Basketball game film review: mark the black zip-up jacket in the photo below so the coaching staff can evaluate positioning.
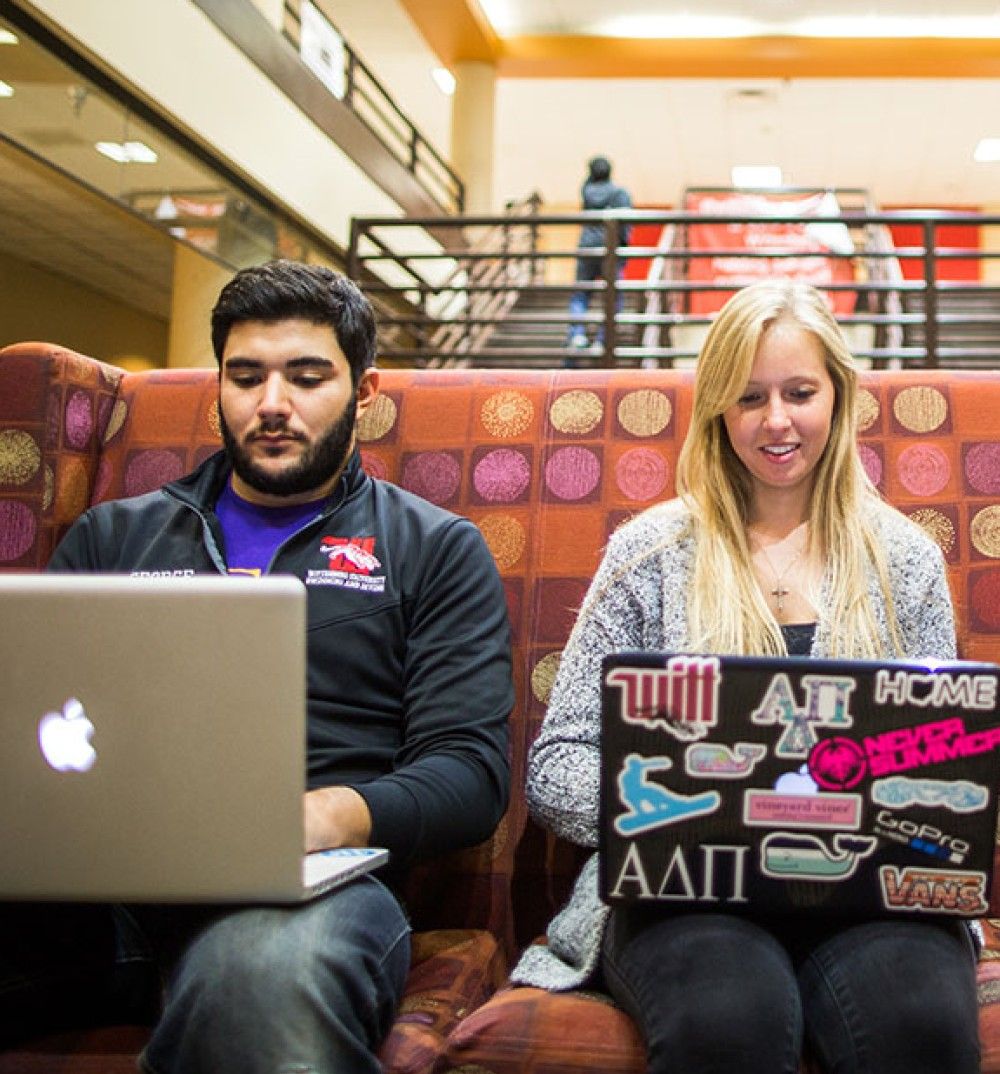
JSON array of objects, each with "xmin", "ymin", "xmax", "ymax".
[{"xmin": 48, "ymin": 450, "xmax": 513, "ymax": 874}]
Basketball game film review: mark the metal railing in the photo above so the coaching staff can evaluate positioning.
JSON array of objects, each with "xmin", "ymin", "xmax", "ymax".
[
  {"xmin": 282, "ymin": 0, "xmax": 464, "ymax": 214},
  {"xmin": 348, "ymin": 205, "xmax": 1000, "ymax": 368}
]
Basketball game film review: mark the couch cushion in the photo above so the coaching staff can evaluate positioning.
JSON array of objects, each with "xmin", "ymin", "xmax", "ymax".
[
  {"xmin": 92, "ymin": 367, "xmax": 222, "ymax": 505},
  {"xmin": 379, "ymin": 929, "xmax": 506, "ymax": 1073},
  {"xmin": 0, "ymin": 1026, "xmax": 149, "ymax": 1074},
  {"xmin": 976, "ymin": 920, "xmax": 1000, "ymax": 1073},
  {"xmin": 443, "ymin": 985, "xmax": 645, "ymax": 1073}
]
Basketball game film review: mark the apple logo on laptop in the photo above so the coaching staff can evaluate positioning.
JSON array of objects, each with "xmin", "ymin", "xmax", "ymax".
[{"xmin": 38, "ymin": 697, "xmax": 97, "ymax": 772}]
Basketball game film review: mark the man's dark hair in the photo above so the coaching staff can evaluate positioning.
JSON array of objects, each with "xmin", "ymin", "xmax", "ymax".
[
  {"xmin": 211, "ymin": 260, "xmax": 377, "ymax": 383},
  {"xmin": 588, "ymin": 155, "xmax": 612, "ymax": 182}
]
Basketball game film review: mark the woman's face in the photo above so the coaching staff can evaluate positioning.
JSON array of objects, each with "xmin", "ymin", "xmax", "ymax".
[{"xmin": 722, "ymin": 319, "xmax": 836, "ymax": 515}]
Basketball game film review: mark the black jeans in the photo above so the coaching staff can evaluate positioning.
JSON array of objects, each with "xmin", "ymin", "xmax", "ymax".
[
  {"xmin": 0, "ymin": 902, "xmax": 157, "ymax": 1044},
  {"xmin": 602, "ymin": 908, "xmax": 980, "ymax": 1074}
]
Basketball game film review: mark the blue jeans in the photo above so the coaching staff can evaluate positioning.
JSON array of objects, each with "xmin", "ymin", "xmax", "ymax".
[
  {"xmin": 568, "ymin": 255, "xmax": 624, "ymax": 344},
  {"xmin": 602, "ymin": 909, "xmax": 980, "ymax": 1074},
  {"xmin": 0, "ymin": 877, "xmax": 410, "ymax": 1074}
]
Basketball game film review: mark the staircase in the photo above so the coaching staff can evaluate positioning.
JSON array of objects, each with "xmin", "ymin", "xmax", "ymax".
[
  {"xmin": 353, "ymin": 201, "xmax": 1000, "ymax": 370},
  {"xmin": 902, "ymin": 287, "xmax": 1000, "ymax": 366},
  {"xmin": 482, "ymin": 283, "xmax": 644, "ymax": 359}
]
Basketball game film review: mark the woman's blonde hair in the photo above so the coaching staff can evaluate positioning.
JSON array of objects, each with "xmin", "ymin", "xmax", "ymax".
[{"xmin": 675, "ymin": 278, "xmax": 903, "ymax": 657}]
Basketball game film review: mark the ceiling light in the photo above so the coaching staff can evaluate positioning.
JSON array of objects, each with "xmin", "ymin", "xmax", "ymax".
[
  {"xmin": 95, "ymin": 140, "xmax": 159, "ymax": 164},
  {"xmin": 0, "ymin": 80, "xmax": 12, "ymax": 98},
  {"xmin": 431, "ymin": 66, "xmax": 456, "ymax": 96},
  {"xmin": 732, "ymin": 165, "xmax": 783, "ymax": 188},
  {"xmin": 589, "ymin": 13, "xmax": 1000, "ymax": 39},
  {"xmin": 0, "ymin": 30, "xmax": 18, "ymax": 45},
  {"xmin": 975, "ymin": 138, "xmax": 1000, "ymax": 163},
  {"xmin": 476, "ymin": 0, "xmax": 516, "ymax": 35},
  {"xmin": 598, "ymin": 15, "xmax": 759, "ymax": 38}
]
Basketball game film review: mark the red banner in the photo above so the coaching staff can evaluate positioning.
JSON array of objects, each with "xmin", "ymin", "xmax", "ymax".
[{"xmin": 684, "ymin": 191, "xmax": 857, "ymax": 315}]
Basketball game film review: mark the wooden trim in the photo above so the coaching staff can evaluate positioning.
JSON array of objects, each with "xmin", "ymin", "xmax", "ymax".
[
  {"xmin": 396, "ymin": 0, "xmax": 1000, "ymax": 79},
  {"xmin": 397, "ymin": 0, "xmax": 500, "ymax": 64},
  {"xmin": 493, "ymin": 34, "xmax": 1000, "ymax": 78}
]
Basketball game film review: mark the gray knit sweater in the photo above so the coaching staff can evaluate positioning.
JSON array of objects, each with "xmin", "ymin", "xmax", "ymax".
[{"xmin": 510, "ymin": 497, "xmax": 957, "ymax": 991}]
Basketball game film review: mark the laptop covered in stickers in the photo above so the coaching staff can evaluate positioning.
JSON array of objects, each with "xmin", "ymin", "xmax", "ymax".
[{"xmin": 599, "ymin": 653, "xmax": 1000, "ymax": 918}]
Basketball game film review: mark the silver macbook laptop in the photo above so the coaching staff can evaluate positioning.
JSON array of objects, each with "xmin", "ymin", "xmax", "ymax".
[{"xmin": 0, "ymin": 574, "xmax": 387, "ymax": 903}]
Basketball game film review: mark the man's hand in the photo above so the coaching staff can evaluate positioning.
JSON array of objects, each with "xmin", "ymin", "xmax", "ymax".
[{"xmin": 303, "ymin": 786, "xmax": 373, "ymax": 853}]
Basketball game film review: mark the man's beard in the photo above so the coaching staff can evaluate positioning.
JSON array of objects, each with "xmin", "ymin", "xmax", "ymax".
[{"xmin": 220, "ymin": 398, "xmax": 357, "ymax": 499}]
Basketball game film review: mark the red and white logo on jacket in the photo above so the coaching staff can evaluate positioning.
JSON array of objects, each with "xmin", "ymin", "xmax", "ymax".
[
  {"xmin": 307, "ymin": 536, "xmax": 386, "ymax": 592},
  {"xmin": 320, "ymin": 536, "xmax": 381, "ymax": 575}
]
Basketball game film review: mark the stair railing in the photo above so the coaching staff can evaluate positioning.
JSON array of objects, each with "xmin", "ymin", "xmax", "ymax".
[
  {"xmin": 424, "ymin": 194, "xmax": 542, "ymax": 366},
  {"xmin": 639, "ymin": 222, "xmax": 679, "ymax": 358},
  {"xmin": 349, "ymin": 205, "xmax": 1000, "ymax": 369}
]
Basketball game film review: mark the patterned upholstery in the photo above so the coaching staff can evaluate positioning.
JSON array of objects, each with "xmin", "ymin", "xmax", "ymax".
[
  {"xmin": 0, "ymin": 343, "xmax": 123, "ymax": 571},
  {"xmin": 2, "ymin": 341, "xmax": 1000, "ymax": 1073}
]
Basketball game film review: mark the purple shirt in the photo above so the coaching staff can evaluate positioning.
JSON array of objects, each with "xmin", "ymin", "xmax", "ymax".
[{"xmin": 216, "ymin": 479, "xmax": 325, "ymax": 575}]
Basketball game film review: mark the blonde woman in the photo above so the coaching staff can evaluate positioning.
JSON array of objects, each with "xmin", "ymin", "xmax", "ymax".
[{"xmin": 512, "ymin": 280, "xmax": 979, "ymax": 1073}]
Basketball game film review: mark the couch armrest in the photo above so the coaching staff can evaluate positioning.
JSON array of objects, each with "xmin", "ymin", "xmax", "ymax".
[{"xmin": 0, "ymin": 342, "xmax": 124, "ymax": 570}]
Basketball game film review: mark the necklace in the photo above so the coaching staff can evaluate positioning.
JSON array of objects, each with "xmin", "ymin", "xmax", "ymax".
[{"xmin": 750, "ymin": 529, "xmax": 807, "ymax": 615}]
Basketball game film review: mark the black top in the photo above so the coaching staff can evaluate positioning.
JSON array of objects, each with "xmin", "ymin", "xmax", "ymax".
[{"xmin": 781, "ymin": 621, "xmax": 817, "ymax": 656}]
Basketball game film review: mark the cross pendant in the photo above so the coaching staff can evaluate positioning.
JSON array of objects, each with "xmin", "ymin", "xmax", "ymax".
[{"xmin": 772, "ymin": 585, "xmax": 789, "ymax": 612}]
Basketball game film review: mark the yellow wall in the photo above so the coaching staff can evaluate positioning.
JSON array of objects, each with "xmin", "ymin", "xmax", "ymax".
[
  {"xmin": 537, "ymin": 201, "xmax": 578, "ymax": 284},
  {"xmin": 0, "ymin": 252, "xmax": 168, "ymax": 366},
  {"xmin": 451, "ymin": 60, "xmax": 496, "ymax": 214},
  {"xmin": 167, "ymin": 245, "xmax": 233, "ymax": 369},
  {"xmin": 982, "ymin": 205, "xmax": 1000, "ymax": 285}
]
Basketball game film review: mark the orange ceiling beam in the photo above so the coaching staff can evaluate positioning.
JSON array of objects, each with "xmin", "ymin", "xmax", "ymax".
[
  {"xmin": 398, "ymin": 1, "xmax": 1000, "ymax": 79},
  {"xmin": 495, "ymin": 35, "xmax": 1000, "ymax": 78},
  {"xmin": 397, "ymin": 0, "xmax": 500, "ymax": 64}
]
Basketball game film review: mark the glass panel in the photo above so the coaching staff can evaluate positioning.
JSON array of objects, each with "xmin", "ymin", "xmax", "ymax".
[{"xmin": 0, "ymin": 14, "xmax": 337, "ymax": 271}]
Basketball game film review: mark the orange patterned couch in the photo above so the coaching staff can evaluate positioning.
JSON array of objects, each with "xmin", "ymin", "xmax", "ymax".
[{"xmin": 2, "ymin": 339, "xmax": 1000, "ymax": 1073}]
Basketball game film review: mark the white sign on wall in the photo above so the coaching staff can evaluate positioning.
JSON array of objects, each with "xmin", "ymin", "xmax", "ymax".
[{"xmin": 299, "ymin": 0, "xmax": 346, "ymax": 100}]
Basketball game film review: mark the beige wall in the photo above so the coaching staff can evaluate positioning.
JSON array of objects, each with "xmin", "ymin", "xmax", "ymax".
[
  {"xmin": 0, "ymin": 253, "xmax": 168, "ymax": 366},
  {"xmin": 331, "ymin": 0, "xmax": 454, "ymax": 159},
  {"xmin": 247, "ymin": 0, "xmax": 283, "ymax": 29}
]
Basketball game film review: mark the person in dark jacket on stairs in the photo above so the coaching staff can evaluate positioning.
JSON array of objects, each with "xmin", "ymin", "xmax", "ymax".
[{"xmin": 567, "ymin": 155, "xmax": 633, "ymax": 359}]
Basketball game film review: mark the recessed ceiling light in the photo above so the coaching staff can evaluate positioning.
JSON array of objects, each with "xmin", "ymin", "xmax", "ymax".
[
  {"xmin": 476, "ymin": 0, "xmax": 515, "ymax": 35},
  {"xmin": 95, "ymin": 140, "xmax": 159, "ymax": 164},
  {"xmin": 974, "ymin": 138, "xmax": 1000, "ymax": 163},
  {"xmin": 0, "ymin": 80, "xmax": 13, "ymax": 98},
  {"xmin": 0, "ymin": 30, "xmax": 18, "ymax": 45},
  {"xmin": 732, "ymin": 164, "xmax": 783, "ymax": 188},
  {"xmin": 586, "ymin": 13, "xmax": 1000, "ymax": 39},
  {"xmin": 598, "ymin": 14, "xmax": 758, "ymax": 38},
  {"xmin": 431, "ymin": 66, "xmax": 456, "ymax": 96}
]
